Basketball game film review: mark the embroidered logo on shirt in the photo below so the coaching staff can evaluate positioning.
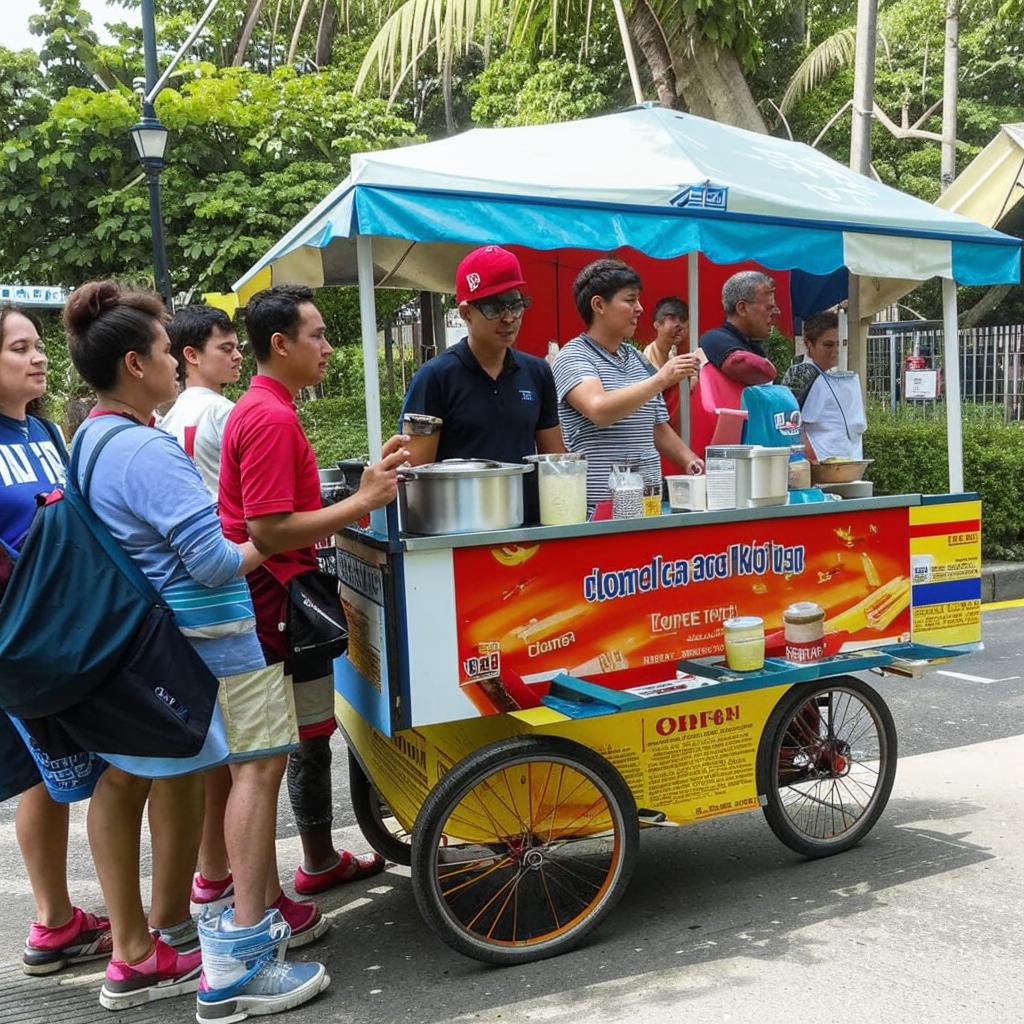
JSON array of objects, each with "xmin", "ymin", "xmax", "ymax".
[
  {"xmin": 519, "ymin": 389, "xmax": 535, "ymax": 401},
  {"xmin": 467, "ymin": 272, "xmax": 482, "ymax": 292}
]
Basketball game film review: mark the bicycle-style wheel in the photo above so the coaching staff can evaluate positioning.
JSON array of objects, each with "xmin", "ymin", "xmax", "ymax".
[
  {"xmin": 348, "ymin": 751, "xmax": 413, "ymax": 866},
  {"xmin": 757, "ymin": 675, "xmax": 897, "ymax": 858},
  {"xmin": 411, "ymin": 736, "xmax": 638, "ymax": 965}
]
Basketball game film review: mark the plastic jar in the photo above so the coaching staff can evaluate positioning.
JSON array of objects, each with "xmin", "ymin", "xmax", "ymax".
[
  {"xmin": 723, "ymin": 616, "xmax": 765, "ymax": 672},
  {"xmin": 609, "ymin": 461, "xmax": 644, "ymax": 519},
  {"xmin": 784, "ymin": 601, "xmax": 827, "ymax": 663}
]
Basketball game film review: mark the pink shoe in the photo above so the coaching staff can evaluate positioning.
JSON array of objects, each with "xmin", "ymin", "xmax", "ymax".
[
  {"xmin": 23, "ymin": 907, "xmax": 112, "ymax": 976},
  {"xmin": 269, "ymin": 892, "xmax": 330, "ymax": 949},
  {"xmin": 294, "ymin": 850, "xmax": 385, "ymax": 896},
  {"xmin": 190, "ymin": 872, "xmax": 234, "ymax": 916},
  {"xmin": 99, "ymin": 937, "xmax": 202, "ymax": 1010}
]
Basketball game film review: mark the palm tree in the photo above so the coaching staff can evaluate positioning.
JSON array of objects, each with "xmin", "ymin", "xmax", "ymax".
[{"xmin": 353, "ymin": 0, "xmax": 768, "ymax": 132}]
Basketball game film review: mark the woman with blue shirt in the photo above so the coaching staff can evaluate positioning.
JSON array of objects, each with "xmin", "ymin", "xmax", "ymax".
[
  {"xmin": 56, "ymin": 281, "xmax": 328, "ymax": 1018},
  {"xmin": 0, "ymin": 304, "xmax": 112, "ymax": 976},
  {"xmin": 553, "ymin": 259, "xmax": 704, "ymax": 510}
]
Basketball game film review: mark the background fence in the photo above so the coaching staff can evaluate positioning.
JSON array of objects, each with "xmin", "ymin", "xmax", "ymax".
[{"xmin": 867, "ymin": 322, "xmax": 1024, "ymax": 421}]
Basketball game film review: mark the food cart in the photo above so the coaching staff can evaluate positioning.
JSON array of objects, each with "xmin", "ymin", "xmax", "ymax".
[{"xmin": 231, "ymin": 106, "xmax": 1021, "ymax": 964}]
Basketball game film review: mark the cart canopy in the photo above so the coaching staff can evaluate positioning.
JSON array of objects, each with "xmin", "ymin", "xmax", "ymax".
[{"xmin": 232, "ymin": 105, "xmax": 1021, "ymax": 301}]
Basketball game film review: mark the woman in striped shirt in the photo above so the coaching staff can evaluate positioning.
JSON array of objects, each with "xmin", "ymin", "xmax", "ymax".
[{"xmin": 552, "ymin": 259, "xmax": 704, "ymax": 510}]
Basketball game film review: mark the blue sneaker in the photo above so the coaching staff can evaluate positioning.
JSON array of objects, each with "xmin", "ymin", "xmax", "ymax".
[{"xmin": 195, "ymin": 909, "xmax": 329, "ymax": 1023}]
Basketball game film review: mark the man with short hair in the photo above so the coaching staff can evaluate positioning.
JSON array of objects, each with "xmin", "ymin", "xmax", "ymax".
[
  {"xmin": 642, "ymin": 297, "xmax": 700, "ymax": 475},
  {"xmin": 402, "ymin": 245, "xmax": 564, "ymax": 471},
  {"xmin": 157, "ymin": 305, "xmax": 242, "ymax": 498},
  {"xmin": 698, "ymin": 270, "xmax": 779, "ymax": 384},
  {"xmin": 210, "ymin": 286, "xmax": 407, "ymax": 1015}
]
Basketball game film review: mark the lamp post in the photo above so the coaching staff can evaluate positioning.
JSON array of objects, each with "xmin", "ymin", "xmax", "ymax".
[
  {"xmin": 132, "ymin": 0, "xmax": 172, "ymax": 310},
  {"xmin": 129, "ymin": 111, "xmax": 172, "ymax": 309}
]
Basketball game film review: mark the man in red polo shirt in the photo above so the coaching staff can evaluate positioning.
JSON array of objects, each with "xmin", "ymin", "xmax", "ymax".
[{"xmin": 218, "ymin": 284, "xmax": 408, "ymax": 932}]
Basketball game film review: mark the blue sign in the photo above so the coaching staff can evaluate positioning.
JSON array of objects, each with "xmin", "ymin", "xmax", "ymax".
[
  {"xmin": 669, "ymin": 184, "xmax": 729, "ymax": 211},
  {"xmin": 0, "ymin": 284, "xmax": 69, "ymax": 308}
]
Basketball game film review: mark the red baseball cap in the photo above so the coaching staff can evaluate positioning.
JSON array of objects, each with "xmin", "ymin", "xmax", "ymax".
[{"xmin": 455, "ymin": 246, "xmax": 528, "ymax": 304}]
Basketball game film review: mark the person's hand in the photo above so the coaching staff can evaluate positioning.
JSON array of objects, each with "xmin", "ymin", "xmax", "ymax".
[
  {"xmin": 684, "ymin": 454, "xmax": 705, "ymax": 476},
  {"xmin": 356, "ymin": 434, "xmax": 410, "ymax": 511},
  {"xmin": 656, "ymin": 354, "xmax": 698, "ymax": 387}
]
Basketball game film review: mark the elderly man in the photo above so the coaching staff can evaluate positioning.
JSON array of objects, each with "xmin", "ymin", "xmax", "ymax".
[{"xmin": 698, "ymin": 271, "xmax": 779, "ymax": 385}]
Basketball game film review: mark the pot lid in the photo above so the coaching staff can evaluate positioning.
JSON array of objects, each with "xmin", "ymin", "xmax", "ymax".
[{"xmin": 401, "ymin": 459, "xmax": 533, "ymax": 479}]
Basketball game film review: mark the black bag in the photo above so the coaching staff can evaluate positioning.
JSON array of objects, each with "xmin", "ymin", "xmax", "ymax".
[
  {"xmin": 0, "ymin": 421, "xmax": 219, "ymax": 758},
  {"xmin": 286, "ymin": 569, "xmax": 348, "ymax": 673}
]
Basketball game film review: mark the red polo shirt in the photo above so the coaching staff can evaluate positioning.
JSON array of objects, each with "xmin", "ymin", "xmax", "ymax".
[{"xmin": 219, "ymin": 374, "xmax": 320, "ymax": 661}]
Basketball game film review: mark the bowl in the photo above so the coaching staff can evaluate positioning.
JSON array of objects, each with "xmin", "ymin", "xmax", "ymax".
[{"xmin": 810, "ymin": 458, "xmax": 874, "ymax": 484}]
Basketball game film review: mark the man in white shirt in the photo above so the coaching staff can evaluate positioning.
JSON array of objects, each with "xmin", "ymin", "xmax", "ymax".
[{"xmin": 157, "ymin": 305, "xmax": 242, "ymax": 497}]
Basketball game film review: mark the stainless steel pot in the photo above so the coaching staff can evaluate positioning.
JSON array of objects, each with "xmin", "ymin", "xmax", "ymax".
[{"xmin": 398, "ymin": 459, "xmax": 534, "ymax": 535}]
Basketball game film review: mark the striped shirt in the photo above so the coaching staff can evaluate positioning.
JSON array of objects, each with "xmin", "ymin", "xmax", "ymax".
[{"xmin": 553, "ymin": 334, "xmax": 668, "ymax": 507}]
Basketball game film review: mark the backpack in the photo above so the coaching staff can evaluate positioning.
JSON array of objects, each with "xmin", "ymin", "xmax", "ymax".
[{"xmin": 0, "ymin": 421, "xmax": 220, "ymax": 759}]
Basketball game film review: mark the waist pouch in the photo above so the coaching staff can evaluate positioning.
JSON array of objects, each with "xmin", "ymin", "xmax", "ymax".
[{"xmin": 286, "ymin": 569, "xmax": 348, "ymax": 676}]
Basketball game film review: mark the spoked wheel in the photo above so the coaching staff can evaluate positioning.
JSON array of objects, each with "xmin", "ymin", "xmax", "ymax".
[
  {"xmin": 411, "ymin": 736, "xmax": 638, "ymax": 965},
  {"xmin": 348, "ymin": 752, "xmax": 412, "ymax": 866},
  {"xmin": 757, "ymin": 675, "xmax": 897, "ymax": 858}
]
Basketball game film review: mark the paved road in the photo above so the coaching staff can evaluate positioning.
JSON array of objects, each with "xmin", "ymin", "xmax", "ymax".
[{"xmin": 2, "ymin": 604, "xmax": 1023, "ymax": 1023}]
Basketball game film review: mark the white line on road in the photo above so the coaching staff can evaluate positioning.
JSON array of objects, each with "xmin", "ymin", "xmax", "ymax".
[{"xmin": 935, "ymin": 670, "xmax": 1021, "ymax": 684}]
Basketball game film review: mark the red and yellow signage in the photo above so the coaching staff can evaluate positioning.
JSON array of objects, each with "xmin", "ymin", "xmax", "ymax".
[{"xmin": 453, "ymin": 509, "xmax": 911, "ymax": 713}]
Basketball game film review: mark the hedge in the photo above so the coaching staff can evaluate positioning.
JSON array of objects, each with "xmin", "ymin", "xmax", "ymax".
[
  {"xmin": 864, "ymin": 404, "xmax": 1024, "ymax": 561},
  {"xmin": 299, "ymin": 392, "xmax": 1024, "ymax": 562}
]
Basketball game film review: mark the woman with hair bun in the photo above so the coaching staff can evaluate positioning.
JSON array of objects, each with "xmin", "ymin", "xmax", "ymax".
[
  {"xmin": 0, "ymin": 304, "xmax": 112, "ymax": 976},
  {"xmin": 58, "ymin": 281, "xmax": 327, "ymax": 1016}
]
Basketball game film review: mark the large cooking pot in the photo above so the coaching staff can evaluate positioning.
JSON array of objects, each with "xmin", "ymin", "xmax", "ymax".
[{"xmin": 399, "ymin": 459, "xmax": 534, "ymax": 535}]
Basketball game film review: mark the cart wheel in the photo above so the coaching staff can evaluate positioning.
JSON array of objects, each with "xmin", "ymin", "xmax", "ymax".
[
  {"xmin": 348, "ymin": 751, "xmax": 412, "ymax": 866},
  {"xmin": 411, "ymin": 735, "xmax": 638, "ymax": 965},
  {"xmin": 757, "ymin": 675, "xmax": 897, "ymax": 858}
]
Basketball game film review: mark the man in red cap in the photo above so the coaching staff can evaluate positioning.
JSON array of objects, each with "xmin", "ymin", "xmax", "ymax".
[{"xmin": 402, "ymin": 245, "xmax": 565, "ymax": 475}]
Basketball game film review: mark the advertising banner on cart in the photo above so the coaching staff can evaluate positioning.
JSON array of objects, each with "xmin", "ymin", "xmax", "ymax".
[{"xmin": 453, "ymin": 508, "xmax": 912, "ymax": 714}]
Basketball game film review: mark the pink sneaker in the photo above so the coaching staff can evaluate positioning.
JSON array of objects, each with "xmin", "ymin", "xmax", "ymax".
[
  {"xmin": 23, "ymin": 907, "xmax": 112, "ymax": 976},
  {"xmin": 294, "ymin": 850, "xmax": 385, "ymax": 896},
  {"xmin": 269, "ymin": 892, "xmax": 330, "ymax": 949},
  {"xmin": 190, "ymin": 872, "xmax": 234, "ymax": 917},
  {"xmin": 99, "ymin": 938, "xmax": 202, "ymax": 1010}
]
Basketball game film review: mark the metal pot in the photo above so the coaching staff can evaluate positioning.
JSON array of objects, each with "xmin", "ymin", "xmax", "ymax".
[{"xmin": 398, "ymin": 459, "xmax": 534, "ymax": 535}]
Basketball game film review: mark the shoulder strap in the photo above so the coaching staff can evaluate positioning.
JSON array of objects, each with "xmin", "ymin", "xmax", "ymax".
[
  {"xmin": 69, "ymin": 422, "xmax": 142, "ymax": 502},
  {"xmin": 34, "ymin": 417, "xmax": 69, "ymax": 466}
]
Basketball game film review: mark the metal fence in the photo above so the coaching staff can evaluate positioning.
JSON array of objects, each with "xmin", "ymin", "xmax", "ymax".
[{"xmin": 867, "ymin": 323, "xmax": 1024, "ymax": 421}]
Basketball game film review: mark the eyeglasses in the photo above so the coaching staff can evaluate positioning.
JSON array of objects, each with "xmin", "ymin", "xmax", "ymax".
[{"xmin": 472, "ymin": 296, "xmax": 531, "ymax": 320}]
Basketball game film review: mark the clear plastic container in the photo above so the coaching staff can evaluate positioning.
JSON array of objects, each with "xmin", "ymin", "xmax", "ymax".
[
  {"xmin": 609, "ymin": 461, "xmax": 644, "ymax": 519},
  {"xmin": 525, "ymin": 453, "xmax": 588, "ymax": 526},
  {"xmin": 723, "ymin": 616, "xmax": 765, "ymax": 672}
]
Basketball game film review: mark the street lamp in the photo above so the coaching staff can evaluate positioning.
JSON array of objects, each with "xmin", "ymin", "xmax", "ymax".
[{"xmin": 129, "ymin": 109, "xmax": 173, "ymax": 310}]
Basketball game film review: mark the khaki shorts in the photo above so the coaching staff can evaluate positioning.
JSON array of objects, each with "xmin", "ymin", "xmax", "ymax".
[
  {"xmin": 217, "ymin": 663, "xmax": 298, "ymax": 761},
  {"xmin": 286, "ymin": 654, "xmax": 337, "ymax": 740}
]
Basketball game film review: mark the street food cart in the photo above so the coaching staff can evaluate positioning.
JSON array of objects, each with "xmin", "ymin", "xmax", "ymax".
[{"xmin": 232, "ymin": 106, "xmax": 1021, "ymax": 964}]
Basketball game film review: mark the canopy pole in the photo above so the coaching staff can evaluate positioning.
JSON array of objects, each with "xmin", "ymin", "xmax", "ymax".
[
  {"xmin": 357, "ymin": 235, "xmax": 383, "ymax": 462},
  {"xmin": 610, "ymin": 0, "xmax": 644, "ymax": 105},
  {"xmin": 942, "ymin": 277, "xmax": 964, "ymax": 493},
  {"xmin": 680, "ymin": 252, "xmax": 698, "ymax": 446}
]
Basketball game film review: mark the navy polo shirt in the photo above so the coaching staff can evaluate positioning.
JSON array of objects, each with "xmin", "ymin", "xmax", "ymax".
[
  {"xmin": 401, "ymin": 338, "xmax": 559, "ymax": 463},
  {"xmin": 699, "ymin": 321, "xmax": 767, "ymax": 369}
]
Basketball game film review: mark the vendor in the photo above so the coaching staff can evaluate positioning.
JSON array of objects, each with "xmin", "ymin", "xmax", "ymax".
[
  {"xmin": 642, "ymin": 296, "xmax": 700, "ymax": 476},
  {"xmin": 553, "ymin": 258, "xmax": 703, "ymax": 510},
  {"xmin": 698, "ymin": 271, "xmax": 779, "ymax": 384},
  {"xmin": 782, "ymin": 311, "xmax": 866, "ymax": 460},
  {"xmin": 401, "ymin": 245, "xmax": 565, "ymax": 466}
]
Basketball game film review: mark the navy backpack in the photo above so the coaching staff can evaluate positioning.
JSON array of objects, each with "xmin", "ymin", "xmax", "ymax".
[{"xmin": 0, "ymin": 421, "xmax": 219, "ymax": 758}]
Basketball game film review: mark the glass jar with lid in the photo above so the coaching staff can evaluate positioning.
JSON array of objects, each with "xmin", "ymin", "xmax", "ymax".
[{"xmin": 608, "ymin": 460, "xmax": 644, "ymax": 519}]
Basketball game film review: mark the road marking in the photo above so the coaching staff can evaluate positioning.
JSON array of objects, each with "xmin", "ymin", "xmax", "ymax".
[
  {"xmin": 935, "ymin": 670, "xmax": 1021, "ymax": 684},
  {"xmin": 982, "ymin": 598, "xmax": 1024, "ymax": 611}
]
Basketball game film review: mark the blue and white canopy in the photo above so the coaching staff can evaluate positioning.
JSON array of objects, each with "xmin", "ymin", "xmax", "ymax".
[{"xmin": 233, "ymin": 105, "xmax": 1021, "ymax": 299}]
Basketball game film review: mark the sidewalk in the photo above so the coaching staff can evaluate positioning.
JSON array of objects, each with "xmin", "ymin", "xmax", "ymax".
[{"xmin": 1, "ymin": 733, "xmax": 1022, "ymax": 1024}]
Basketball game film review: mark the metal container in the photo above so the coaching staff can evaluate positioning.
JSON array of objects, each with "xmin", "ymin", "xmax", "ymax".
[
  {"xmin": 705, "ymin": 445, "xmax": 790, "ymax": 508},
  {"xmin": 398, "ymin": 459, "xmax": 534, "ymax": 535}
]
